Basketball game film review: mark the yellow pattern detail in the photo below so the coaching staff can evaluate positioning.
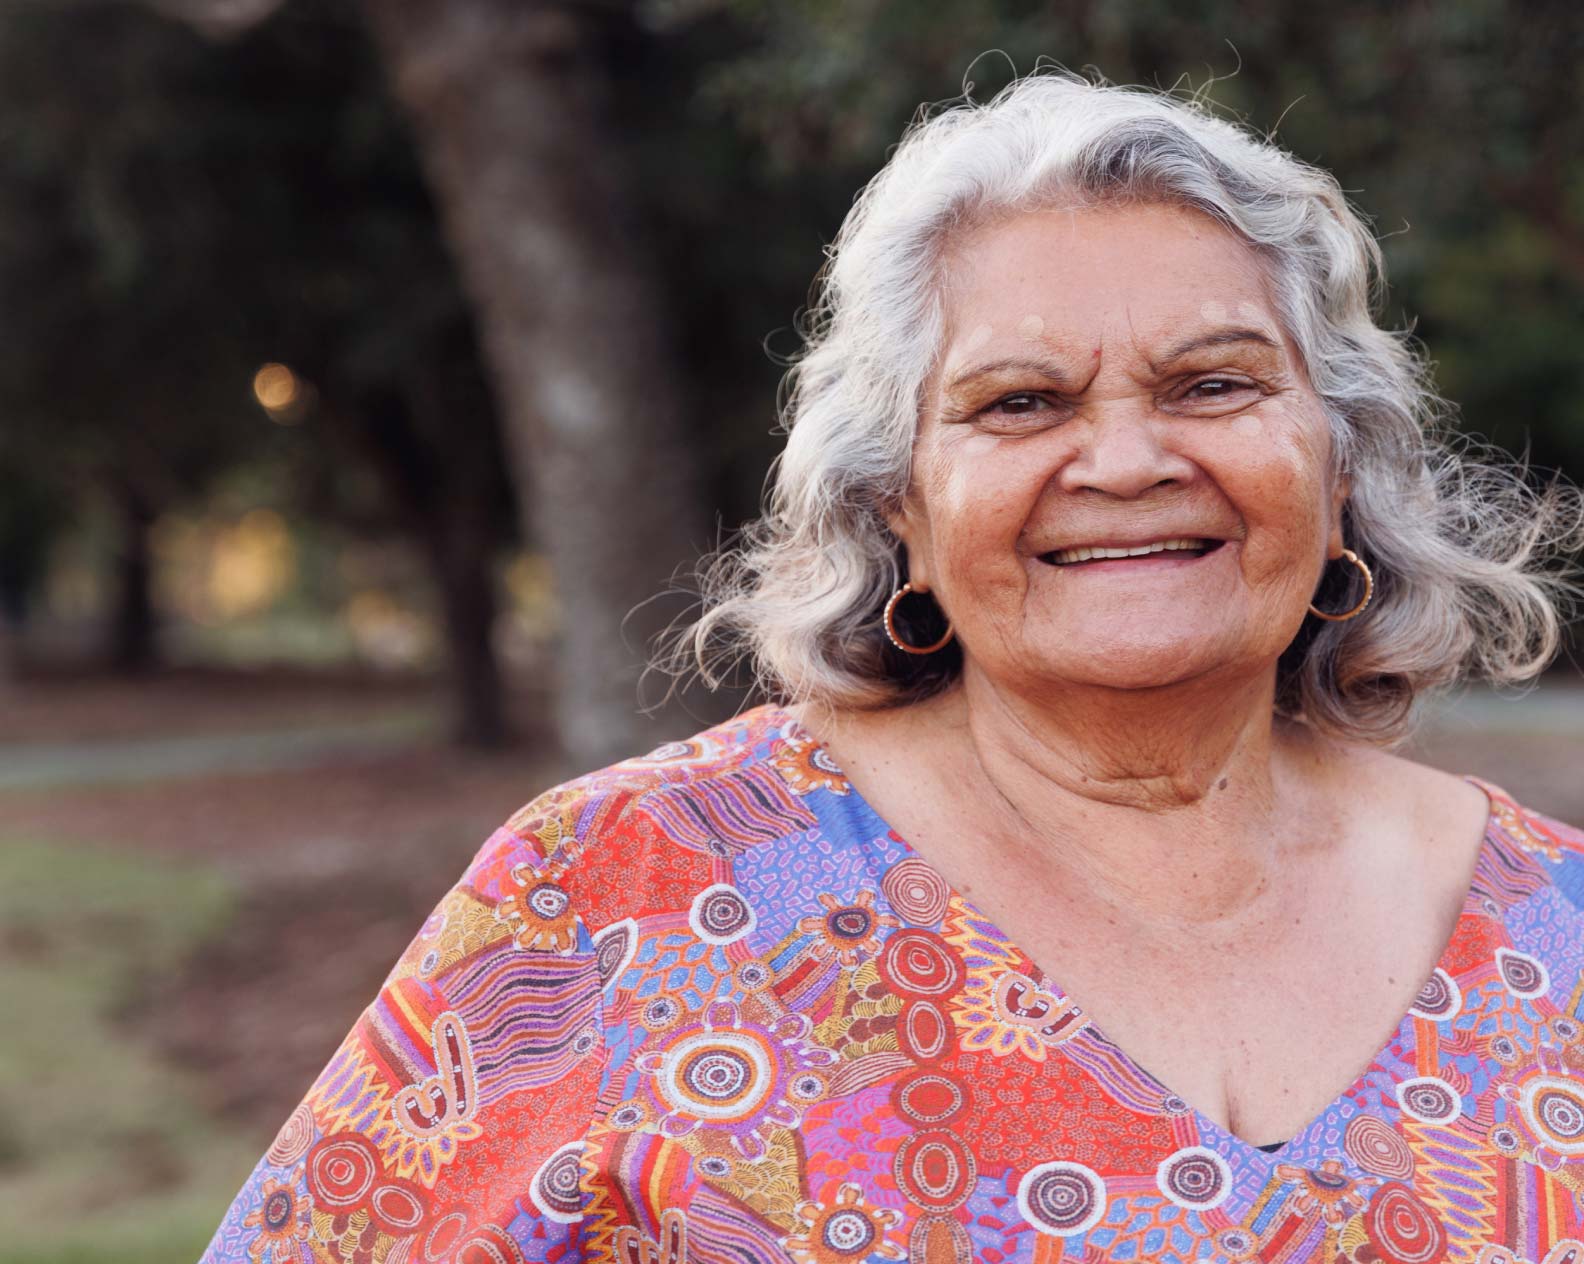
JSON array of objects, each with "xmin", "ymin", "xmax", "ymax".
[
  {"xmin": 304, "ymin": 1032, "xmax": 479, "ymax": 1191},
  {"xmin": 1402, "ymin": 1117, "xmax": 1501, "ymax": 1250}
]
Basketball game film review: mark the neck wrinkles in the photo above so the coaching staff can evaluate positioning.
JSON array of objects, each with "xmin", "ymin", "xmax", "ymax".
[{"xmin": 945, "ymin": 663, "xmax": 1332, "ymax": 927}]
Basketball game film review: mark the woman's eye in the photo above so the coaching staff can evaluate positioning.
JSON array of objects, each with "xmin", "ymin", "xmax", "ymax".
[
  {"xmin": 1184, "ymin": 377, "xmax": 1253, "ymax": 399},
  {"xmin": 983, "ymin": 392, "xmax": 1054, "ymax": 416}
]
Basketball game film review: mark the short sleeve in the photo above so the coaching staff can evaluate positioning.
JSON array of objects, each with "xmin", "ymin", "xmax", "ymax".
[{"xmin": 197, "ymin": 791, "xmax": 605, "ymax": 1264}]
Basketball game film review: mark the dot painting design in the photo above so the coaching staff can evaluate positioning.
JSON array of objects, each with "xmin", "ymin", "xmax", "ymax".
[{"xmin": 200, "ymin": 703, "xmax": 1584, "ymax": 1263}]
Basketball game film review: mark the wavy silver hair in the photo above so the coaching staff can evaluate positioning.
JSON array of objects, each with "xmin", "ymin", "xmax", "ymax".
[{"xmin": 673, "ymin": 68, "xmax": 1584, "ymax": 745}]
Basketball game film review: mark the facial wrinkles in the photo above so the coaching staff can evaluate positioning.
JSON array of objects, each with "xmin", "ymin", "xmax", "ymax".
[
  {"xmin": 917, "ymin": 207, "xmax": 1330, "ymax": 564},
  {"xmin": 886, "ymin": 205, "xmax": 1355, "ymax": 794}
]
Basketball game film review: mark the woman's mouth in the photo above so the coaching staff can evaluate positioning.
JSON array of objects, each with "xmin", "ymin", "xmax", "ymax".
[{"xmin": 1039, "ymin": 538, "xmax": 1225, "ymax": 567}]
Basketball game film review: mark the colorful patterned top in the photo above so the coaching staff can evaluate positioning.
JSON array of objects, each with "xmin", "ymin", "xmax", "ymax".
[{"xmin": 201, "ymin": 702, "xmax": 1584, "ymax": 1264}]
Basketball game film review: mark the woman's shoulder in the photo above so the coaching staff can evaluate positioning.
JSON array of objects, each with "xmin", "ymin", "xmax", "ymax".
[
  {"xmin": 470, "ymin": 702, "xmax": 827, "ymax": 936},
  {"xmin": 1465, "ymin": 771, "xmax": 1584, "ymax": 879},
  {"xmin": 1354, "ymin": 744, "xmax": 1584, "ymax": 906}
]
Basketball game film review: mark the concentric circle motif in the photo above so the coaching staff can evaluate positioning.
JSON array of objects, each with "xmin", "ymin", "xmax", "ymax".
[
  {"xmin": 1496, "ymin": 947, "xmax": 1550, "ymax": 999},
  {"xmin": 419, "ymin": 948, "xmax": 441, "ymax": 976},
  {"xmin": 262, "ymin": 1187, "xmax": 296, "ymax": 1232},
  {"xmin": 735, "ymin": 960, "xmax": 771, "ymax": 991},
  {"xmin": 1344, "ymin": 1114, "xmax": 1415, "ymax": 1180},
  {"xmin": 821, "ymin": 1208, "xmax": 878, "ymax": 1255},
  {"xmin": 369, "ymin": 1177, "xmax": 429, "ymax": 1235},
  {"xmin": 1161, "ymin": 1094, "xmax": 1191, "ymax": 1116},
  {"xmin": 594, "ymin": 919, "xmax": 637, "ymax": 986},
  {"xmin": 306, "ymin": 1134, "xmax": 379, "ymax": 1207},
  {"xmin": 696, "ymin": 1154, "xmax": 734, "ymax": 1179},
  {"xmin": 894, "ymin": 1129, "xmax": 976, "ymax": 1211},
  {"xmin": 608, "ymin": 1101, "xmax": 648, "ymax": 1131},
  {"xmin": 1519, "ymin": 1075, "xmax": 1584, "ymax": 1155},
  {"xmin": 1408, "ymin": 968, "xmax": 1462, "ymax": 1021},
  {"xmin": 1156, "ymin": 1146, "xmax": 1232, "ymax": 1210},
  {"xmin": 529, "ymin": 1141, "xmax": 586, "ymax": 1224},
  {"xmin": 788, "ymin": 1072, "xmax": 826, "ymax": 1103},
  {"xmin": 571, "ymin": 1027, "xmax": 599, "ymax": 1056},
  {"xmin": 1552, "ymin": 1016, "xmax": 1581, "ymax": 1044},
  {"xmin": 266, "ymin": 1102, "xmax": 315, "ymax": 1166},
  {"xmin": 1366, "ymin": 1181, "xmax": 1446, "ymax": 1264},
  {"xmin": 1396, "ymin": 1076, "xmax": 1462, "ymax": 1125},
  {"xmin": 1489, "ymin": 1125, "xmax": 1521, "ymax": 1156},
  {"xmin": 423, "ymin": 1212, "xmax": 467, "ymax": 1262},
  {"xmin": 526, "ymin": 883, "xmax": 571, "ymax": 920},
  {"xmin": 879, "ymin": 929, "xmax": 964, "ymax": 999},
  {"xmin": 641, "ymin": 995, "xmax": 684, "ymax": 1031},
  {"xmin": 1490, "ymin": 1034, "xmax": 1521, "ymax": 1064},
  {"xmin": 1216, "ymin": 1228, "xmax": 1256, "ymax": 1256},
  {"xmin": 689, "ymin": 883, "xmax": 756, "ymax": 945},
  {"xmin": 881, "ymin": 857, "xmax": 951, "ymax": 926},
  {"xmin": 656, "ymin": 1029, "xmax": 775, "ymax": 1122},
  {"xmin": 827, "ymin": 905, "xmax": 874, "ymax": 940},
  {"xmin": 898, "ymin": 999, "xmax": 952, "ymax": 1062},
  {"xmin": 895, "ymin": 1073, "xmax": 966, "ymax": 1125},
  {"xmin": 1017, "ymin": 1160, "xmax": 1107, "ymax": 1238}
]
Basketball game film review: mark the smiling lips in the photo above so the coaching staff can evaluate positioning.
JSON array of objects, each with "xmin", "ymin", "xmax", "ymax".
[{"xmin": 1042, "ymin": 537, "xmax": 1223, "ymax": 566}]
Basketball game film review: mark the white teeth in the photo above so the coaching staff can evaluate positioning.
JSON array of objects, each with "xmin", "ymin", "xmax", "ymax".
[{"xmin": 1049, "ymin": 538, "xmax": 1211, "ymax": 565}]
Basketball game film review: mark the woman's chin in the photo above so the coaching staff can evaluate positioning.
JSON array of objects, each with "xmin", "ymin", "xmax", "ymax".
[{"xmin": 1006, "ymin": 643, "xmax": 1240, "ymax": 694}]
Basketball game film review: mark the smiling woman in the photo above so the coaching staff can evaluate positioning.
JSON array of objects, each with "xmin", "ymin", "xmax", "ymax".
[
  {"xmin": 202, "ymin": 69, "xmax": 1584, "ymax": 1264},
  {"xmin": 887, "ymin": 201, "xmax": 1351, "ymax": 704}
]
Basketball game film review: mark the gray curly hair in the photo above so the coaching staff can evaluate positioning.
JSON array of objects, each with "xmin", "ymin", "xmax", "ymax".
[{"xmin": 674, "ymin": 68, "xmax": 1584, "ymax": 746}]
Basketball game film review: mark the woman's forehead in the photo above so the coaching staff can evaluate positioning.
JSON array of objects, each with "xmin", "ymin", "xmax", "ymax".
[
  {"xmin": 930, "ymin": 207, "xmax": 1292, "ymax": 391},
  {"xmin": 940, "ymin": 204, "xmax": 1278, "ymax": 333}
]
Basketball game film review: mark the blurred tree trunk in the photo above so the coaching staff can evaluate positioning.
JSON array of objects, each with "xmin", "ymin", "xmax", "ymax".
[
  {"xmin": 360, "ymin": 0, "xmax": 706, "ymax": 767},
  {"xmin": 428, "ymin": 502, "xmax": 506, "ymax": 748},
  {"xmin": 107, "ymin": 473, "xmax": 159, "ymax": 674},
  {"xmin": 332, "ymin": 383, "xmax": 510, "ymax": 749}
]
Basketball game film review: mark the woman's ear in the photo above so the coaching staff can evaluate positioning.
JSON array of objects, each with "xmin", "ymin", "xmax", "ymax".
[
  {"xmin": 884, "ymin": 497, "xmax": 933, "ymax": 590},
  {"xmin": 1327, "ymin": 472, "xmax": 1353, "ymax": 557}
]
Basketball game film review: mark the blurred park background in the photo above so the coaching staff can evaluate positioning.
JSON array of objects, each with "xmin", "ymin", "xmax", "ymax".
[{"xmin": 0, "ymin": 1, "xmax": 1581, "ymax": 1260}]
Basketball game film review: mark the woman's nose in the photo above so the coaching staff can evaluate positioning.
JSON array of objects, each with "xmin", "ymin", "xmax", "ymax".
[{"xmin": 1055, "ymin": 406, "xmax": 1198, "ymax": 498}]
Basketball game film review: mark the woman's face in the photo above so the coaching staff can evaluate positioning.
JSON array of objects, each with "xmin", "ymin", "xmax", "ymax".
[{"xmin": 890, "ymin": 201, "xmax": 1349, "ymax": 697}]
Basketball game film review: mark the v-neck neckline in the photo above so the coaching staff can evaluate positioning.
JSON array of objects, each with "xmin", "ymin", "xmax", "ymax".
[{"xmin": 757, "ymin": 701, "xmax": 1506, "ymax": 1161}]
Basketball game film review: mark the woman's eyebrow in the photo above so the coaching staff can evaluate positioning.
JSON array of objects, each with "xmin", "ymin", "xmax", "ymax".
[
  {"xmin": 941, "ymin": 327, "xmax": 1281, "ymax": 396},
  {"xmin": 1150, "ymin": 326, "xmax": 1282, "ymax": 371},
  {"xmin": 941, "ymin": 358, "xmax": 1076, "ymax": 394}
]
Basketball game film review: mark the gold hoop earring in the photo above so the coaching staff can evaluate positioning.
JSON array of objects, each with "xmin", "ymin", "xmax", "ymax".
[
  {"xmin": 1308, "ymin": 548, "xmax": 1374, "ymax": 622},
  {"xmin": 883, "ymin": 582, "xmax": 955, "ymax": 654}
]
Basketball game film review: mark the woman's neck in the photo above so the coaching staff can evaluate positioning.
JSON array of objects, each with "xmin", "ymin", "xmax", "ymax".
[
  {"xmin": 956, "ymin": 661, "xmax": 1287, "ymax": 812},
  {"xmin": 851, "ymin": 668, "xmax": 1350, "ymax": 929}
]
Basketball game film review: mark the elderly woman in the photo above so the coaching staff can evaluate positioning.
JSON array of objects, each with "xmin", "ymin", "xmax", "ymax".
[{"xmin": 204, "ymin": 72, "xmax": 1584, "ymax": 1264}]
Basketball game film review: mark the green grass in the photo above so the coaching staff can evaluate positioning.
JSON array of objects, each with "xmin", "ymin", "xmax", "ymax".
[{"xmin": 0, "ymin": 837, "xmax": 263, "ymax": 1264}]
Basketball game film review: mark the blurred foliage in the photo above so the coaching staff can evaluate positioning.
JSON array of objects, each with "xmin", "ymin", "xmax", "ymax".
[
  {"xmin": 626, "ymin": 0, "xmax": 1584, "ymax": 516},
  {"xmin": 0, "ymin": 0, "xmax": 514, "ymax": 628},
  {"xmin": 0, "ymin": 0, "xmax": 1578, "ymax": 631}
]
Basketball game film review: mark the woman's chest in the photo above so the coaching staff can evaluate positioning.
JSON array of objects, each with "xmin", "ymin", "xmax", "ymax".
[
  {"xmin": 587, "ymin": 928, "xmax": 1584, "ymax": 1264},
  {"xmin": 577, "ymin": 778, "xmax": 1584, "ymax": 1263},
  {"xmin": 985, "ymin": 888, "xmax": 1452, "ymax": 1147}
]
